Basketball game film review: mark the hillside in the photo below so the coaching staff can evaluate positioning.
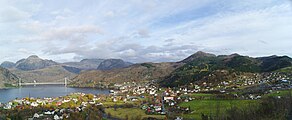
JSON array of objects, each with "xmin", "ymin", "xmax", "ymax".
[
  {"xmin": 15, "ymin": 55, "xmax": 58, "ymax": 71},
  {"xmin": 1, "ymin": 56, "xmax": 135, "ymax": 83},
  {"xmin": 1, "ymin": 56, "xmax": 78, "ymax": 83},
  {"xmin": 0, "ymin": 61, "xmax": 16, "ymax": 69},
  {"xmin": 11, "ymin": 65, "xmax": 76, "ymax": 83},
  {"xmin": 0, "ymin": 67, "xmax": 18, "ymax": 88},
  {"xmin": 160, "ymin": 52, "xmax": 292, "ymax": 87},
  {"xmin": 97, "ymin": 59, "xmax": 133, "ymax": 70},
  {"xmin": 70, "ymin": 62, "xmax": 181, "ymax": 87}
]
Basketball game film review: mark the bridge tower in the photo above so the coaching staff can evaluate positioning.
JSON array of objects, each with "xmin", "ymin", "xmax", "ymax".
[
  {"xmin": 19, "ymin": 78, "xmax": 21, "ymax": 87},
  {"xmin": 65, "ymin": 77, "xmax": 67, "ymax": 87}
]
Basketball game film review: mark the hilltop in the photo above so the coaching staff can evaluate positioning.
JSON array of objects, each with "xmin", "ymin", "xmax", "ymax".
[{"xmin": 160, "ymin": 52, "xmax": 292, "ymax": 87}]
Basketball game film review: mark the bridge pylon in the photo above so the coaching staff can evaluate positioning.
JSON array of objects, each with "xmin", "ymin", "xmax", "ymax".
[{"xmin": 65, "ymin": 77, "xmax": 67, "ymax": 87}]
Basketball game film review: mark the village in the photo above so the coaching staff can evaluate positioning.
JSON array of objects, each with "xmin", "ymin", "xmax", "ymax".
[{"xmin": 0, "ymin": 72, "xmax": 291, "ymax": 120}]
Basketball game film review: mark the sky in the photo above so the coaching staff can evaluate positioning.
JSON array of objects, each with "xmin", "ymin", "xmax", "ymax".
[{"xmin": 0, "ymin": 0, "xmax": 292, "ymax": 63}]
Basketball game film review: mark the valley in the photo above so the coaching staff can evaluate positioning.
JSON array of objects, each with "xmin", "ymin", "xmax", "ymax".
[{"xmin": 0, "ymin": 51, "xmax": 291, "ymax": 119}]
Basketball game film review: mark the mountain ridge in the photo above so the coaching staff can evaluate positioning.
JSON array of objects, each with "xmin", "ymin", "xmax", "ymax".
[
  {"xmin": 160, "ymin": 52, "xmax": 292, "ymax": 87},
  {"xmin": 68, "ymin": 51, "xmax": 291, "ymax": 88}
]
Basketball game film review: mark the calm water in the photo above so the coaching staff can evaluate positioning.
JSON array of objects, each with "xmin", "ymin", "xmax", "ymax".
[{"xmin": 0, "ymin": 85, "xmax": 109, "ymax": 103}]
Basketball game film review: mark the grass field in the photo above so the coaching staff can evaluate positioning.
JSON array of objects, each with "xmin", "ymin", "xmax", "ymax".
[
  {"xmin": 105, "ymin": 108, "xmax": 166, "ymax": 120},
  {"xmin": 179, "ymin": 99, "xmax": 258, "ymax": 119},
  {"xmin": 188, "ymin": 93, "xmax": 214, "ymax": 97},
  {"xmin": 263, "ymin": 89, "xmax": 292, "ymax": 97}
]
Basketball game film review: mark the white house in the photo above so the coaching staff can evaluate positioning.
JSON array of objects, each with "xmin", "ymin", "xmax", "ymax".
[
  {"xmin": 31, "ymin": 102, "xmax": 39, "ymax": 107},
  {"xmin": 54, "ymin": 114, "xmax": 60, "ymax": 120},
  {"xmin": 33, "ymin": 113, "xmax": 40, "ymax": 118}
]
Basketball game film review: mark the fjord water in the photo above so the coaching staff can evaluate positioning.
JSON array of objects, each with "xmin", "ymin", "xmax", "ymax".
[{"xmin": 0, "ymin": 85, "xmax": 109, "ymax": 103}]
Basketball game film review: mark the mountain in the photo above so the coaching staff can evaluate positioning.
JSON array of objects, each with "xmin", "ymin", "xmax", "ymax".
[
  {"xmin": 0, "ymin": 61, "xmax": 16, "ymax": 69},
  {"xmin": 15, "ymin": 55, "xmax": 58, "ymax": 71},
  {"xmin": 258, "ymin": 55, "xmax": 292, "ymax": 72},
  {"xmin": 97, "ymin": 59, "xmax": 133, "ymax": 70},
  {"xmin": 70, "ymin": 62, "xmax": 181, "ymax": 87},
  {"xmin": 0, "ymin": 67, "xmax": 18, "ymax": 88},
  {"xmin": 1, "ymin": 56, "xmax": 134, "ymax": 83},
  {"xmin": 63, "ymin": 59, "xmax": 104, "ymax": 70},
  {"xmin": 160, "ymin": 53, "xmax": 292, "ymax": 87},
  {"xmin": 12, "ymin": 65, "xmax": 76, "ymax": 83},
  {"xmin": 179, "ymin": 51, "xmax": 216, "ymax": 63},
  {"xmin": 3, "ymin": 55, "xmax": 77, "ymax": 83}
]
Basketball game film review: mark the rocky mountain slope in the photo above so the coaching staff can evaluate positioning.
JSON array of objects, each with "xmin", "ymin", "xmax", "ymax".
[
  {"xmin": 11, "ymin": 65, "xmax": 76, "ymax": 83},
  {"xmin": 1, "ymin": 56, "xmax": 77, "ymax": 83},
  {"xmin": 15, "ymin": 55, "xmax": 58, "ymax": 71},
  {"xmin": 63, "ymin": 59, "xmax": 104, "ymax": 70},
  {"xmin": 97, "ymin": 59, "xmax": 133, "ymax": 70},
  {"xmin": 0, "ymin": 67, "xmax": 18, "ymax": 88},
  {"xmin": 1, "ymin": 56, "xmax": 134, "ymax": 83},
  {"xmin": 0, "ymin": 61, "xmax": 16, "ymax": 69}
]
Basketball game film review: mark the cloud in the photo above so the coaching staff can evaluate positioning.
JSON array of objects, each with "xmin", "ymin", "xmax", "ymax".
[
  {"xmin": 137, "ymin": 29, "xmax": 150, "ymax": 38},
  {"xmin": 0, "ymin": 0, "xmax": 291, "ymax": 63},
  {"xmin": 0, "ymin": 6, "xmax": 31, "ymax": 23}
]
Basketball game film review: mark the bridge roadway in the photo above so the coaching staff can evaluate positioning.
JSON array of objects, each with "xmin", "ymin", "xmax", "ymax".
[{"xmin": 21, "ymin": 82, "xmax": 65, "ymax": 85}]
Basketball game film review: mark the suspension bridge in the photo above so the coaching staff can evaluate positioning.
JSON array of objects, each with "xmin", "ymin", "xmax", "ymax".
[{"xmin": 18, "ymin": 78, "xmax": 72, "ymax": 86}]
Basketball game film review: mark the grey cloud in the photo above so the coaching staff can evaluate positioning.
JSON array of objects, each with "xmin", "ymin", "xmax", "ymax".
[
  {"xmin": 137, "ymin": 29, "xmax": 150, "ymax": 38},
  {"xmin": 130, "ymin": 29, "xmax": 151, "ymax": 38},
  {"xmin": 43, "ymin": 35, "xmax": 202, "ymax": 63},
  {"xmin": 258, "ymin": 40, "xmax": 269, "ymax": 45},
  {"xmin": 164, "ymin": 38, "xmax": 175, "ymax": 42}
]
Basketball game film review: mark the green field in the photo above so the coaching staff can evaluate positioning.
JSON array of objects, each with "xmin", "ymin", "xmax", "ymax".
[
  {"xmin": 179, "ymin": 99, "xmax": 258, "ymax": 119},
  {"xmin": 263, "ymin": 89, "xmax": 292, "ymax": 97},
  {"xmin": 188, "ymin": 93, "xmax": 213, "ymax": 97},
  {"xmin": 105, "ymin": 108, "xmax": 166, "ymax": 120}
]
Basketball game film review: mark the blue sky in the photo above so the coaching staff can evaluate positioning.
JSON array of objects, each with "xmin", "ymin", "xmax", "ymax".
[{"xmin": 0, "ymin": 0, "xmax": 292, "ymax": 63}]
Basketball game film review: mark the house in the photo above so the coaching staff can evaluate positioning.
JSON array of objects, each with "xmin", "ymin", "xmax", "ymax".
[
  {"xmin": 92, "ymin": 97, "xmax": 100, "ymax": 101},
  {"xmin": 31, "ymin": 102, "xmax": 39, "ymax": 107},
  {"xmin": 89, "ymin": 101, "xmax": 95, "ymax": 104},
  {"xmin": 163, "ymin": 96, "xmax": 174, "ymax": 101},
  {"xmin": 169, "ymin": 102, "xmax": 175, "ymax": 106},
  {"xmin": 76, "ymin": 107, "xmax": 82, "ymax": 112},
  {"xmin": 81, "ymin": 102, "xmax": 88, "ymax": 106},
  {"xmin": 113, "ymin": 98, "xmax": 117, "ymax": 102},
  {"xmin": 154, "ymin": 106, "xmax": 162, "ymax": 112},
  {"xmin": 44, "ymin": 111, "xmax": 53, "ymax": 115},
  {"xmin": 125, "ymin": 96, "xmax": 137, "ymax": 102},
  {"xmin": 33, "ymin": 113, "xmax": 40, "ymax": 118},
  {"xmin": 149, "ymin": 90, "xmax": 156, "ymax": 95},
  {"xmin": 3, "ymin": 102, "xmax": 12, "ymax": 109},
  {"xmin": 62, "ymin": 99, "xmax": 70, "ymax": 103},
  {"xmin": 96, "ymin": 102, "xmax": 103, "ymax": 106},
  {"xmin": 54, "ymin": 114, "xmax": 60, "ymax": 120},
  {"xmin": 72, "ymin": 98, "xmax": 78, "ymax": 103},
  {"xmin": 56, "ymin": 101, "xmax": 62, "ymax": 106}
]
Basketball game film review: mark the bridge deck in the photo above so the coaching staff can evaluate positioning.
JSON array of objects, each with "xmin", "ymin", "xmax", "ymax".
[{"xmin": 21, "ymin": 82, "xmax": 65, "ymax": 85}]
